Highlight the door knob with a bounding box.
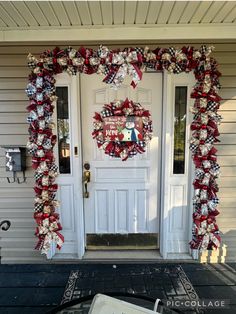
[83,163,90,198]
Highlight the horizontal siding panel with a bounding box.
[219,208,236,218]
[219,226,236,234]
[0,188,34,198]
[219,111,236,122]
[0,55,27,66]
[9,218,35,228]
[0,90,27,101]
[219,123,236,133]
[220,167,236,177]
[0,228,35,238]
[217,218,236,228]
[219,177,236,187]
[0,209,33,218]
[0,124,27,134]
[218,134,236,145]
[1,257,46,263]
[0,168,34,178]
[213,52,236,64]
[218,156,236,166]
[0,78,27,90]
[217,145,236,156]
[220,198,235,208]
[0,67,29,78]
[1,248,42,258]
[0,102,27,113]
[0,112,27,123]
[218,188,236,198]
[220,100,236,111]
[219,88,236,100]
[1,238,37,249]
[220,77,236,88]
[0,135,28,145]
[218,65,236,76]
[0,199,33,209]
[0,178,34,187]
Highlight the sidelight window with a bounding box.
[56,86,71,174]
[173,86,187,174]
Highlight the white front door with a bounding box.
[80,73,162,248]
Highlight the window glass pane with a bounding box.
[173,86,187,174]
[56,87,71,174]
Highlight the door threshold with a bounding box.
[82,250,162,261]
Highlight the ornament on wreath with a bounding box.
[92,98,153,161]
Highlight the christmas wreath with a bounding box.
[92,98,153,161]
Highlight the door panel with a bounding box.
[53,73,81,256]
[81,73,162,243]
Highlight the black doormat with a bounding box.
[61,264,200,312]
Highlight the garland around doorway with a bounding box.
[26,45,221,256]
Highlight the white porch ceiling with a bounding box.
[0,1,235,29]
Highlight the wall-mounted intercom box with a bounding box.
[4,147,26,172]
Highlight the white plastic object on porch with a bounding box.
[88,294,161,314]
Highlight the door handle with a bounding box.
[83,164,90,198]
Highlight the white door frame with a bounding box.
[55,71,195,260]
[73,74,86,258]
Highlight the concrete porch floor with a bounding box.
[0,262,236,314]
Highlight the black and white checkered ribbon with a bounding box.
[168,47,176,57]
[190,143,198,152]
[34,203,44,212]
[101,109,113,117]
[207,101,218,111]
[174,64,182,74]
[103,69,117,84]
[135,47,144,55]
[49,164,58,172]
[211,163,220,171]
[205,136,215,144]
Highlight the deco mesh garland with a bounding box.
[26,45,221,256]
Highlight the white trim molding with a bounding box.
[0,24,236,42]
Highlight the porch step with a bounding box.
[83,250,162,261]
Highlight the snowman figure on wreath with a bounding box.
[121,116,143,142]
